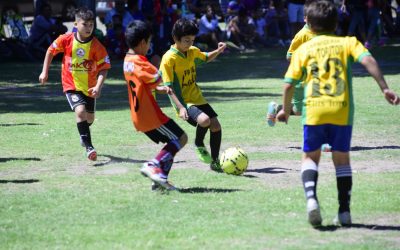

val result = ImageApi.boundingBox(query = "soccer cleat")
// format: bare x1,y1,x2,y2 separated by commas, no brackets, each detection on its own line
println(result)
151,181,178,191
266,101,278,126
333,212,352,227
195,146,212,164
210,160,223,173
140,162,169,188
321,144,332,152
86,146,97,161
307,198,322,227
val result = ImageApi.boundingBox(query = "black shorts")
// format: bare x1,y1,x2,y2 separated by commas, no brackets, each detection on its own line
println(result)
187,104,218,127
65,91,96,113
145,119,185,144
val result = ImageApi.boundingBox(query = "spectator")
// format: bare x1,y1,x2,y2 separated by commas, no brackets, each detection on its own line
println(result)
196,5,223,50
287,0,305,38
104,22,127,59
241,0,262,13
228,5,258,49
364,0,383,49
127,0,145,21
29,3,67,57
249,8,269,47
265,0,291,47
342,0,367,42
103,0,134,29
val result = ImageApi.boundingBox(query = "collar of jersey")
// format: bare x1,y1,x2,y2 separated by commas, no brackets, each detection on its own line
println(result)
74,32,93,44
170,46,187,58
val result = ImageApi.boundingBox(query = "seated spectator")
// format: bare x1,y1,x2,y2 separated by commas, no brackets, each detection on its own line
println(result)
196,5,223,50
227,5,257,49
29,3,67,57
104,23,127,59
249,8,268,48
103,0,133,29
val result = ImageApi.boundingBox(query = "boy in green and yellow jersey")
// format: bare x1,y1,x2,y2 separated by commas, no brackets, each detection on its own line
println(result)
276,0,399,227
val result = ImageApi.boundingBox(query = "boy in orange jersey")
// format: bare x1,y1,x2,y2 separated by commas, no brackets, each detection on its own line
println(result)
39,7,110,161
123,20,188,191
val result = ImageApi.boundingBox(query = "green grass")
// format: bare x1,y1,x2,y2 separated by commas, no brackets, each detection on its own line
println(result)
1,45,400,249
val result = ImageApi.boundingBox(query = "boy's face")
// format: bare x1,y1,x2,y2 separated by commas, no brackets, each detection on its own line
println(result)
174,35,196,53
75,19,94,39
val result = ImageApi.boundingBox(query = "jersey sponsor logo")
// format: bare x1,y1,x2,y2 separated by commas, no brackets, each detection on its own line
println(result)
123,61,134,73
70,59,94,71
76,48,85,58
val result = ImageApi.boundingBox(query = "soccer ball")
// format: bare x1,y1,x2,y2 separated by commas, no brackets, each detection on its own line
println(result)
219,147,249,175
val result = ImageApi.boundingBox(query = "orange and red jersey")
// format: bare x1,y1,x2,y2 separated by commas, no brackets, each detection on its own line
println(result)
123,53,170,132
48,33,111,96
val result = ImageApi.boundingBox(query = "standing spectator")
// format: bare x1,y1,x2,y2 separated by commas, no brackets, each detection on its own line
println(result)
196,5,223,50
105,22,127,59
287,0,306,38
342,0,367,42
364,0,383,48
104,0,134,29
29,3,67,57
265,0,291,46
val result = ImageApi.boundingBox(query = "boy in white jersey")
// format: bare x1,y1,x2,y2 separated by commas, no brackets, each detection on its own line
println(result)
276,0,399,227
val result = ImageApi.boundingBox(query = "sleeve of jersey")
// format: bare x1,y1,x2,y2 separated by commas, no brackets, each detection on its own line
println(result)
138,61,162,86
193,47,208,66
47,35,65,55
284,51,303,86
95,43,111,71
159,57,174,86
349,37,371,62
286,34,301,60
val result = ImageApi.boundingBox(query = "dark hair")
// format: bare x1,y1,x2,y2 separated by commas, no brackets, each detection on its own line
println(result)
307,0,337,33
304,0,319,17
74,7,94,21
125,20,152,49
172,18,199,40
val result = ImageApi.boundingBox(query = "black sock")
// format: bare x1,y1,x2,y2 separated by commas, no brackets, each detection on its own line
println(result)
195,125,208,147
336,165,352,213
301,161,318,201
77,121,93,148
210,130,221,161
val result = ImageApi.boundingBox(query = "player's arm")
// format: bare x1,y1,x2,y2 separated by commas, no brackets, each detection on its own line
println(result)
360,55,400,105
159,85,188,120
39,50,54,85
276,83,295,124
89,69,108,98
207,42,227,62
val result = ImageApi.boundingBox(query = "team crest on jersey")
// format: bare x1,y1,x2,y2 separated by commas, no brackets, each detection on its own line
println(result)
71,94,79,102
76,48,85,58
123,61,134,72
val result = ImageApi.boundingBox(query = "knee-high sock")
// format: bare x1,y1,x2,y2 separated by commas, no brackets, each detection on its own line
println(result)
77,121,92,148
301,160,318,201
210,130,221,161
153,140,181,175
336,165,352,213
195,125,208,147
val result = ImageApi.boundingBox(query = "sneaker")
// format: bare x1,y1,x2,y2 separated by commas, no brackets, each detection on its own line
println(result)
86,147,97,161
321,144,332,152
140,162,168,188
307,198,322,227
151,181,177,191
195,146,212,164
210,160,223,172
267,101,278,126
333,211,352,226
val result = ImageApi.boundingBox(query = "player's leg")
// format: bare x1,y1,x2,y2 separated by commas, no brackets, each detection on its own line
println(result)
330,125,353,226
302,125,325,227
188,105,212,164
142,119,187,190
66,91,96,161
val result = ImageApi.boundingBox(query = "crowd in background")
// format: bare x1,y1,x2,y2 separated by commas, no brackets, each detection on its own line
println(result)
1,0,400,62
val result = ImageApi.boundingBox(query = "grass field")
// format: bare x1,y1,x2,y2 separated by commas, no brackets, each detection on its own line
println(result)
0,45,400,249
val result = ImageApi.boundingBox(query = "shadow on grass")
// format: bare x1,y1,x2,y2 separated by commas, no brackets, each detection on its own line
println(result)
315,223,400,232
245,167,291,174
94,154,146,167
0,179,40,184
0,123,42,127
0,157,41,162
178,187,241,193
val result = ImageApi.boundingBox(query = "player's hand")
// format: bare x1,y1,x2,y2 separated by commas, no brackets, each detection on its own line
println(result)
39,72,48,85
164,86,173,95
218,42,227,53
383,89,400,105
88,86,101,98
276,110,289,124
179,107,188,121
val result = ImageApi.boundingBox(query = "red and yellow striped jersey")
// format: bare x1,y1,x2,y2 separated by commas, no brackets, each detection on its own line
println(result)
48,33,111,96
123,53,169,132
